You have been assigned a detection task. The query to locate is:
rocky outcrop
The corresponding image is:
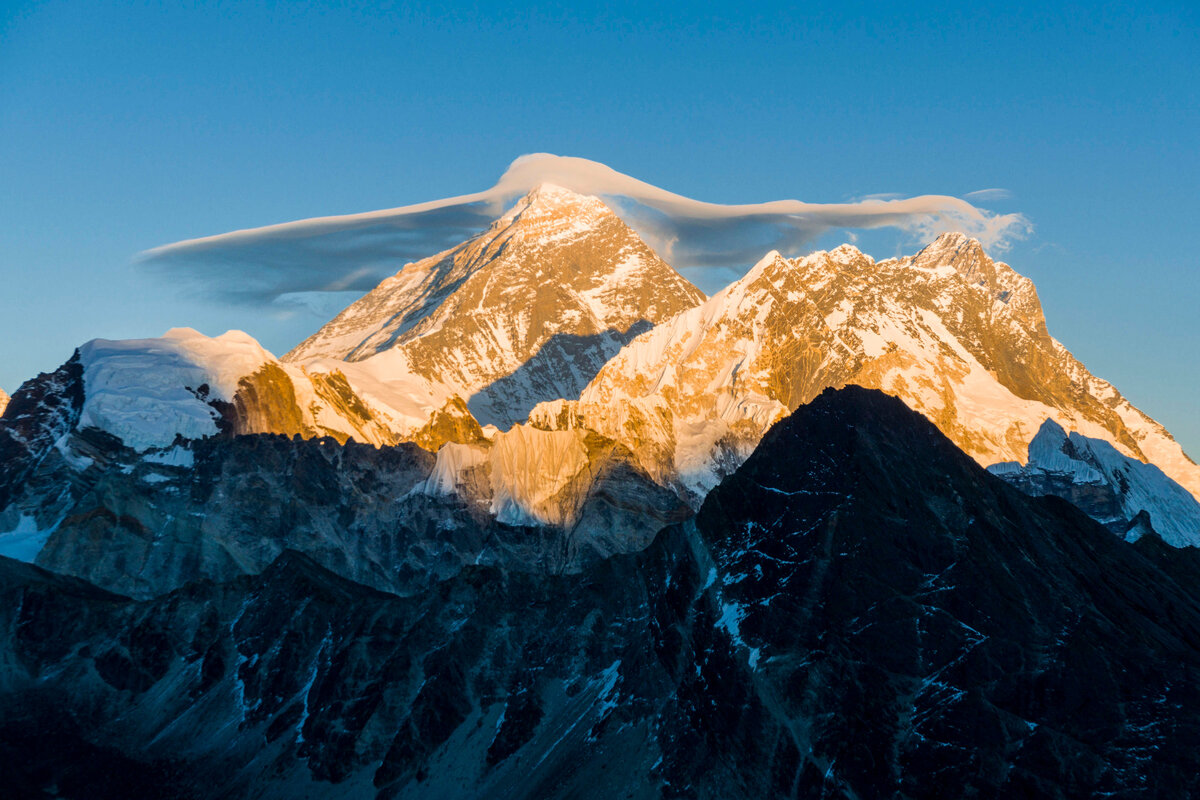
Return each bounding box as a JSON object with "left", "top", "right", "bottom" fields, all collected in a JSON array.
[
  {"left": 5, "top": 388, "right": 1200, "bottom": 798},
  {"left": 0, "top": 352, "right": 84, "bottom": 525}
]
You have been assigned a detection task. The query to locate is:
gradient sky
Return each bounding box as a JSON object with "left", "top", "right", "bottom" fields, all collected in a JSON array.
[{"left": 1, "top": 1, "right": 1197, "bottom": 453}]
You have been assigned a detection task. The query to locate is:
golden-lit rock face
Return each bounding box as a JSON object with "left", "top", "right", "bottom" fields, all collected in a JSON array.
[
  {"left": 544, "top": 234, "right": 1199, "bottom": 503},
  {"left": 285, "top": 183, "right": 706, "bottom": 428}
]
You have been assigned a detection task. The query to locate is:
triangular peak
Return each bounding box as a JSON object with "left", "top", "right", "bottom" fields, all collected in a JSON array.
[
  {"left": 497, "top": 181, "right": 612, "bottom": 226},
  {"left": 1026, "top": 417, "right": 1072, "bottom": 465},
  {"left": 911, "top": 231, "right": 998, "bottom": 283}
]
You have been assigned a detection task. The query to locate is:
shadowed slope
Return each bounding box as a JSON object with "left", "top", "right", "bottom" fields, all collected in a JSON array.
[{"left": 5, "top": 388, "right": 1200, "bottom": 797}]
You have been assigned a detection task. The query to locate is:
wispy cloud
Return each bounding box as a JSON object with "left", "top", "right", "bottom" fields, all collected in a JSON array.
[
  {"left": 142, "top": 154, "right": 1033, "bottom": 304},
  {"left": 964, "top": 188, "right": 1014, "bottom": 202}
]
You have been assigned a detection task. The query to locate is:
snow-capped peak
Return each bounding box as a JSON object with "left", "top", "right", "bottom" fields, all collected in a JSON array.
[
  {"left": 76, "top": 328, "right": 277, "bottom": 450},
  {"left": 827, "top": 242, "right": 871, "bottom": 266},
  {"left": 496, "top": 182, "right": 611, "bottom": 229},
  {"left": 285, "top": 181, "right": 705, "bottom": 429},
  {"left": 562, "top": 233, "right": 1200, "bottom": 506},
  {"left": 990, "top": 418, "right": 1200, "bottom": 547},
  {"left": 918, "top": 231, "right": 980, "bottom": 257}
]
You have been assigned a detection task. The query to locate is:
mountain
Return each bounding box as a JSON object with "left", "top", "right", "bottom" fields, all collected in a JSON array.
[
  {"left": 537, "top": 234, "right": 1200, "bottom": 505},
  {"left": 0, "top": 381, "right": 685, "bottom": 597},
  {"left": 0, "top": 186, "right": 710, "bottom": 573},
  {"left": 6, "top": 387, "right": 1200, "bottom": 798},
  {"left": 989, "top": 418, "right": 1200, "bottom": 547},
  {"left": 0, "top": 184, "right": 705, "bottom": 514},
  {"left": 0, "top": 388, "right": 8, "bottom": 416},
  {"left": 285, "top": 183, "right": 706, "bottom": 428}
]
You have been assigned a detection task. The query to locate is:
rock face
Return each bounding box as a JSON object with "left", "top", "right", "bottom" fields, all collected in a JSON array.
[
  {"left": 3, "top": 420, "right": 684, "bottom": 599},
  {"left": 0, "top": 354, "right": 85, "bottom": 539},
  {"left": 0, "top": 387, "right": 8, "bottom": 416},
  {"left": 285, "top": 183, "right": 706, "bottom": 428},
  {"left": 989, "top": 418, "right": 1200, "bottom": 547},
  {"left": 684, "top": 386, "right": 1200, "bottom": 797},
  {"left": 541, "top": 234, "right": 1200, "bottom": 504},
  {"left": 5, "top": 388, "right": 1200, "bottom": 798}
]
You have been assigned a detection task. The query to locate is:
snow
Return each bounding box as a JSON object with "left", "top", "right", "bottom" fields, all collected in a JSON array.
[
  {"left": 72, "top": 326, "right": 462, "bottom": 451},
  {"left": 0, "top": 514, "right": 55, "bottom": 562},
  {"left": 78, "top": 328, "right": 273, "bottom": 451},
  {"left": 418, "top": 425, "right": 594, "bottom": 526},
  {"left": 306, "top": 347, "right": 457, "bottom": 436},
  {"left": 488, "top": 426, "right": 590, "bottom": 526},
  {"left": 992, "top": 419, "right": 1200, "bottom": 547},
  {"left": 423, "top": 442, "right": 490, "bottom": 496}
]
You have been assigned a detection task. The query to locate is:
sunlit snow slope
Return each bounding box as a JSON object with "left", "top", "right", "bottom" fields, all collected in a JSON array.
[
  {"left": 538, "top": 233, "right": 1200, "bottom": 503},
  {"left": 285, "top": 183, "right": 705, "bottom": 428}
]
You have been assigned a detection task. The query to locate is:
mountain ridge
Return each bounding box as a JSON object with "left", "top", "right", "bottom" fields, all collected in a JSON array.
[{"left": 537, "top": 232, "right": 1200, "bottom": 504}]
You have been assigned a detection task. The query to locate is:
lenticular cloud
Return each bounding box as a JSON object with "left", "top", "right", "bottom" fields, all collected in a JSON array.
[{"left": 141, "top": 153, "right": 1031, "bottom": 304}]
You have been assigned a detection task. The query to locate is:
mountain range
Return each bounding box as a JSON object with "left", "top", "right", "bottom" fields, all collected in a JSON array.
[{"left": 2, "top": 184, "right": 1199, "bottom": 797}]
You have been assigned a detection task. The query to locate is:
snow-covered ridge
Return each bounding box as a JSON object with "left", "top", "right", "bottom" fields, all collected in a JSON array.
[
  {"left": 75, "top": 327, "right": 462, "bottom": 451},
  {"left": 554, "top": 233, "right": 1200, "bottom": 505},
  {"left": 423, "top": 425, "right": 593, "bottom": 526},
  {"left": 990, "top": 419, "right": 1200, "bottom": 547},
  {"left": 79, "top": 328, "right": 272, "bottom": 450}
]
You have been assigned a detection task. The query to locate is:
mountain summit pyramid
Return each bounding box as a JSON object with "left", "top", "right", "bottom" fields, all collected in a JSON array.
[{"left": 286, "top": 183, "right": 705, "bottom": 428}]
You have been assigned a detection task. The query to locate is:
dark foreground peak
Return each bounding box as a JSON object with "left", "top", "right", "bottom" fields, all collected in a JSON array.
[{"left": 4, "top": 387, "right": 1200, "bottom": 798}]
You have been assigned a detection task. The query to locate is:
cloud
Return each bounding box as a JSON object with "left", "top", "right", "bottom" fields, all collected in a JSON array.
[
  {"left": 142, "top": 154, "right": 1032, "bottom": 304},
  {"left": 964, "top": 188, "right": 1014, "bottom": 202}
]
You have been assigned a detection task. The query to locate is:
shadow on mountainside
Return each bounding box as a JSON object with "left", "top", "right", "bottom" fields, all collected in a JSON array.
[{"left": 468, "top": 320, "right": 653, "bottom": 428}]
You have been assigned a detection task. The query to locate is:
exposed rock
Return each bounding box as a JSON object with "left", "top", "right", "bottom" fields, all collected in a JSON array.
[
  {"left": 0, "top": 352, "right": 84, "bottom": 529},
  {"left": 20, "top": 423, "right": 685, "bottom": 599}
]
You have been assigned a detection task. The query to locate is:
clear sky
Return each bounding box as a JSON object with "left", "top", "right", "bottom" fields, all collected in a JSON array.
[{"left": 1, "top": 1, "right": 1197, "bottom": 453}]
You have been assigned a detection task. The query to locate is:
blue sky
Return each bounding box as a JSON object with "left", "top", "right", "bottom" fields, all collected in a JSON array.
[{"left": 1, "top": 1, "right": 1197, "bottom": 452}]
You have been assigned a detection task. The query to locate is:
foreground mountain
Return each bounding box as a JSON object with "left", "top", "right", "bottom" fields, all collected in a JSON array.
[
  {"left": 4, "top": 387, "right": 1200, "bottom": 798},
  {"left": 537, "top": 234, "right": 1200, "bottom": 504},
  {"left": 989, "top": 418, "right": 1200, "bottom": 547},
  {"left": 285, "top": 183, "right": 706, "bottom": 428}
]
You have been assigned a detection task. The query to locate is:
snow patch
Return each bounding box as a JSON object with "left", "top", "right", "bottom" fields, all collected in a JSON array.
[{"left": 0, "top": 514, "right": 56, "bottom": 562}]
